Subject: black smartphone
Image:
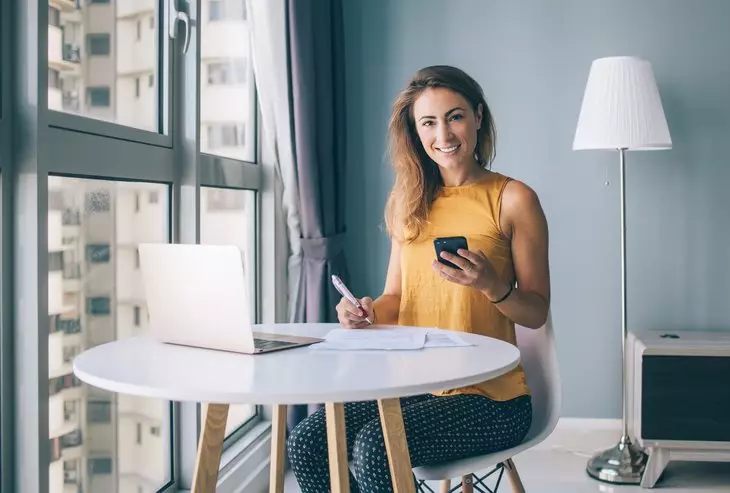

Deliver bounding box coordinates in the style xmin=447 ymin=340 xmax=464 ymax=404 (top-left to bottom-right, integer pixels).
xmin=434 ymin=236 xmax=469 ymax=270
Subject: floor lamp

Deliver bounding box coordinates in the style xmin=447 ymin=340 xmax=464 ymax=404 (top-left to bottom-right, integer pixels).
xmin=573 ymin=56 xmax=672 ymax=484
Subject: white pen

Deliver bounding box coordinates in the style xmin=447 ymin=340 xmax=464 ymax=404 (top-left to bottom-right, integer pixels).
xmin=331 ymin=274 xmax=373 ymax=324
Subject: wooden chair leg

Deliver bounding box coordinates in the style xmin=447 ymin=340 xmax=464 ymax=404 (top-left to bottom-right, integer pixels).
xmin=440 ymin=479 xmax=451 ymax=493
xmin=503 ymin=459 xmax=526 ymax=493
xmin=462 ymin=474 xmax=474 ymax=493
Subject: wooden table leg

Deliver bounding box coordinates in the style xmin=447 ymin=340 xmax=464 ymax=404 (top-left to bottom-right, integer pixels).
xmin=192 ymin=403 xmax=230 ymax=493
xmin=325 ymin=402 xmax=351 ymax=493
xmin=269 ymin=405 xmax=288 ymax=493
xmin=378 ymin=398 xmax=415 ymax=493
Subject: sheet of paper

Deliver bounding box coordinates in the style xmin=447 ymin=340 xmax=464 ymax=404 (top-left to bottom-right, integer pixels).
xmin=311 ymin=328 xmax=426 ymax=350
xmin=310 ymin=327 xmax=473 ymax=351
xmin=424 ymin=331 xmax=472 ymax=348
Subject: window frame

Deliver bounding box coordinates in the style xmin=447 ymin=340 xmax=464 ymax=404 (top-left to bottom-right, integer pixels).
xmin=6 ymin=0 xmax=279 ymax=491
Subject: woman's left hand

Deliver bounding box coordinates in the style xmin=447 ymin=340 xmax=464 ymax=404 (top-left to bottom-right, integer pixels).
xmin=432 ymin=249 xmax=508 ymax=300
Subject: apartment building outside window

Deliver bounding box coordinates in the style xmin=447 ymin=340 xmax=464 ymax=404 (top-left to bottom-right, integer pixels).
xmin=1 ymin=0 xmax=266 ymax=491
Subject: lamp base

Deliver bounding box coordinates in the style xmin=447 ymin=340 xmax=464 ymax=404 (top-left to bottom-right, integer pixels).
xmin=586 ymin=435 xmax=648 ymax=484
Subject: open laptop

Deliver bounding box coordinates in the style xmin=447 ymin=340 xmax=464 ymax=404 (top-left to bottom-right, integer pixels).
xmin=138 ymin=243 xmax=321 ymax=354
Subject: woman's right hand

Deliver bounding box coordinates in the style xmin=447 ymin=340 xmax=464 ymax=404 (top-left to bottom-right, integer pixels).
xmin=336 ymin=296 xmax=375 ymax=329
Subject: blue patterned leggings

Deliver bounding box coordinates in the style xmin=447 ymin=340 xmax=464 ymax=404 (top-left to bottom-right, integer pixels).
xmin=287 ymin=393 xmax=532 ymax=493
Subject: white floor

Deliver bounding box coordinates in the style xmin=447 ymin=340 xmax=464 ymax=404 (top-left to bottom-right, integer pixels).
xmin=283 ymin=420 xmax=730 ymax=492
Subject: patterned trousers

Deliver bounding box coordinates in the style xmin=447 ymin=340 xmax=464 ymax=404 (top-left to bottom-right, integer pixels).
xmin=287 ymin=393 xmax=532 ymax=493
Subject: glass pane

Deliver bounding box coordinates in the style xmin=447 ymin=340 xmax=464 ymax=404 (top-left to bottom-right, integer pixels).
xmin=48 ymin=0 xmax=160 ymax=132
xmin=200 ymin=0 xmax=256 ymax=161
xmin=48 ymin=177 xmax=171 ymax=493
xmin=200 ymin=187 xmax=257 ymax=435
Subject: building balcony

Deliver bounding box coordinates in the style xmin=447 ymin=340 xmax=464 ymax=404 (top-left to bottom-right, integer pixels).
xmin=51 ymin=0 xmax=79 ymax=13
xmin=62 ymin=44 xmax=81 ymax=64
xmin=48 ymin=26 xmax=77 ymax=71
xmin=49 ymin=429 xmax=83 ymax=463
xmin=117 ymin=0 xmax=155 ymax=19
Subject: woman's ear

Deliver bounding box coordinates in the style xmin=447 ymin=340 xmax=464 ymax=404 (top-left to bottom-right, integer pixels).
xmin=476 ymin=103 xmax=483 ymax=130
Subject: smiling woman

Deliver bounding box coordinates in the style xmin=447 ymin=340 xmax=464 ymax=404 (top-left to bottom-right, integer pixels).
xmin=287 ymin=65 xmax=551 ymax=493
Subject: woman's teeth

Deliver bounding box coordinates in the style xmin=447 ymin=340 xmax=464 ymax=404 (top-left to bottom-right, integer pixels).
xmin=437 ymin=145 xmax=459 ymax=154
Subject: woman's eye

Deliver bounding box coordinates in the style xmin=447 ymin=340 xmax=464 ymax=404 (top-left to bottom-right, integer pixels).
xmin=450 ymin=114 xmax=463 ymax=121
xmin=422 ymin=121 xmax=433 ymax=127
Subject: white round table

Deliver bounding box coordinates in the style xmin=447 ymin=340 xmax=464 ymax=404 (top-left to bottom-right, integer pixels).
xmin=73 ymin=323 xmax=521 ymax=493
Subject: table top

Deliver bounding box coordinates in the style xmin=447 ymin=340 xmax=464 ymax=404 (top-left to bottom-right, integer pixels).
xmin=73 ymin=323 xmax=521 ymax=405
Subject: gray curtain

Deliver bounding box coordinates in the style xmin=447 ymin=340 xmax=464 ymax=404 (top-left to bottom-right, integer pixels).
xmin=286 ymin=0 xmax=349 ymax=429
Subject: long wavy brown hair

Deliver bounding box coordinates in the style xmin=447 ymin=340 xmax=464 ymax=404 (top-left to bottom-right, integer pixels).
xmin=384 ymin=65 xmax=497 ymax=242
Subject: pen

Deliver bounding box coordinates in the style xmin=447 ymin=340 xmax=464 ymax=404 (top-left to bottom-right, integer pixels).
xmin=331 ymin=274 xmax=373 ymax=325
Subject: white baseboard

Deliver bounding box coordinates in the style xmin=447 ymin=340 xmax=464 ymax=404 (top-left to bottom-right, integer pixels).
xmin=531 ymin=417 xmax=622 ymax=458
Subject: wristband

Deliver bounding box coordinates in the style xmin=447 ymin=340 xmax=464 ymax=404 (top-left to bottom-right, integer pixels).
xmin=490 ymin=282 xmax=514 ymax=304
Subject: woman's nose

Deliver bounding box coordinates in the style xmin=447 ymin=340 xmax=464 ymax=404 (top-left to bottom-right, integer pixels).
xmin=436 ymin=122 xmax=452 ymax=143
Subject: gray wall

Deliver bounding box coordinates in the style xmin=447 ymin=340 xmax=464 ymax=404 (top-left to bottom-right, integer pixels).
xmin=342 ymin=0 xmax=730 ymax=418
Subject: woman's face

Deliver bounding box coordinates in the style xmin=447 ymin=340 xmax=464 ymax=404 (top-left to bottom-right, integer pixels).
xmin=412 ymin=88 xmax=482 ymax=171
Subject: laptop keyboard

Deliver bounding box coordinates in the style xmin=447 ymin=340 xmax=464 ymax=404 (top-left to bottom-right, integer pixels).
xmin=253 ymin=338 xmax=296 ymax=351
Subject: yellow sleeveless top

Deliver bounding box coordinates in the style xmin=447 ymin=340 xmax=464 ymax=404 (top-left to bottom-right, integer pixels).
xmin=397 ymin=171 xmax=529 ymax=401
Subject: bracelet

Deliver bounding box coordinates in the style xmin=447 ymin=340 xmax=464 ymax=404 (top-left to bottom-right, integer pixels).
xmin=489 ymin=282 xmax=514 ymax=304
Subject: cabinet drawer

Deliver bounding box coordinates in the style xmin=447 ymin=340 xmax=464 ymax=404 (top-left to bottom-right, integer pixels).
xmin=641 ymin=355 xmax=730 ymax=441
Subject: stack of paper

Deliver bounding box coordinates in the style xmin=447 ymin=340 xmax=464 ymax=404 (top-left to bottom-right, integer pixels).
xmin=311 ymin=327 xmax=471 ymax=351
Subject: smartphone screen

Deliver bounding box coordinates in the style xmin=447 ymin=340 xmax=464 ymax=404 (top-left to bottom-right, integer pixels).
xmin=434 ymin=236 xmax=468 ymax=270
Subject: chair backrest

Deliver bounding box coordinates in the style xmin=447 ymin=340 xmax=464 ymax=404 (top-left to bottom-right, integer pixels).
xmin=515 ymin=311 xmax=561 ymax=442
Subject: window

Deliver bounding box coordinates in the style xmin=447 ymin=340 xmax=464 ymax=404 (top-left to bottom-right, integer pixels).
xmin=201 ymin=10 xmax=254 ymax=161
xmin=148 ymin=191 xmax=159 ymax=204
xmin=47 ymin=178 xmax=171 ymax=492
xmin=135 ymin=77 xmax=140 ymax=98
xmin=148 ymin=74 xmax=154 ymax=87
xmin=86 ymin=296 xmax=111 ymax=315
xmin=150 ymin=426 xmax=161 ymax=437
xmin=88 ymin=458 xmax=112 ymax=475
xmin=47 ymin=0 xmax=161 ymax=131
xmin=48 ymin=7 xmax=61 ymax=28
xmin=135 ymin=249 xmax=141 ymax=269
xmin=201 ymin=188 xmax=257 ymax=437
xmin=48 ymin=251 xmax=64 ymax=272
xmin=87 ymin=401 xmax=111 ymax=423
xmin=207 ymin=124 xmax=246 ymax=149
xmin=208 ymin=0 xmax=223 ymax=21
xmin=86 ymin=34 xmax=110 ymax=56
xmin=208 ymin=0 xmax=246 ymax=21
xmin=87 ymin=87 xmax=110 ymax=108
xmin=86 ymin=244 xmax=110 ymax=263
xmin=62 ymin=345 xmax=80 ymax=364
xmin=48 ymin=69 xmax=61 ymax=90
xmin=207 ymin=60 xmax=247 ymax=85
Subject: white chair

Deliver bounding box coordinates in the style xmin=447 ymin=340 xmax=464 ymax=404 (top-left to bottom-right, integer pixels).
xmin=413 ymin=312 xmax=561 ymax=492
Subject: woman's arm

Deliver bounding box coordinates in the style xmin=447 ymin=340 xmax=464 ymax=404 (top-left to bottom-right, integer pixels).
xmin=372 ymin=238 xmax=403 ymax=325
xmin=489 ymin=180 xmax=550 ymax=329
xmin=336 ymin=238 xmax=402 ymax=328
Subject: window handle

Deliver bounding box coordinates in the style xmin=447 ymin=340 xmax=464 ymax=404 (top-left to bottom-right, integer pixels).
xmin=169 ymin=3 xmax=191 ymax=54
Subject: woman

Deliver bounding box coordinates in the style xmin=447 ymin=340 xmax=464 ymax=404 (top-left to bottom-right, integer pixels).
xmin=288 ymin=65 xmax=550 ymax=492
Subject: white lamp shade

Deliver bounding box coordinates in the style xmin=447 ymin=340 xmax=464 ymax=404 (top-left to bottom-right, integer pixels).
xmin=573 ymin=56 xmax=672 ymax=151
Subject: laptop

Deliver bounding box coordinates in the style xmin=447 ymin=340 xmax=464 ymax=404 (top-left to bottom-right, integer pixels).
xmin=138 ymin=243 xmax=321 ymax=354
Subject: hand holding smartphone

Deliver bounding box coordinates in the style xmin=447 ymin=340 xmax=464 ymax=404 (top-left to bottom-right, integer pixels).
xmin=434 ymin=236 xmax=469 ymax=270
